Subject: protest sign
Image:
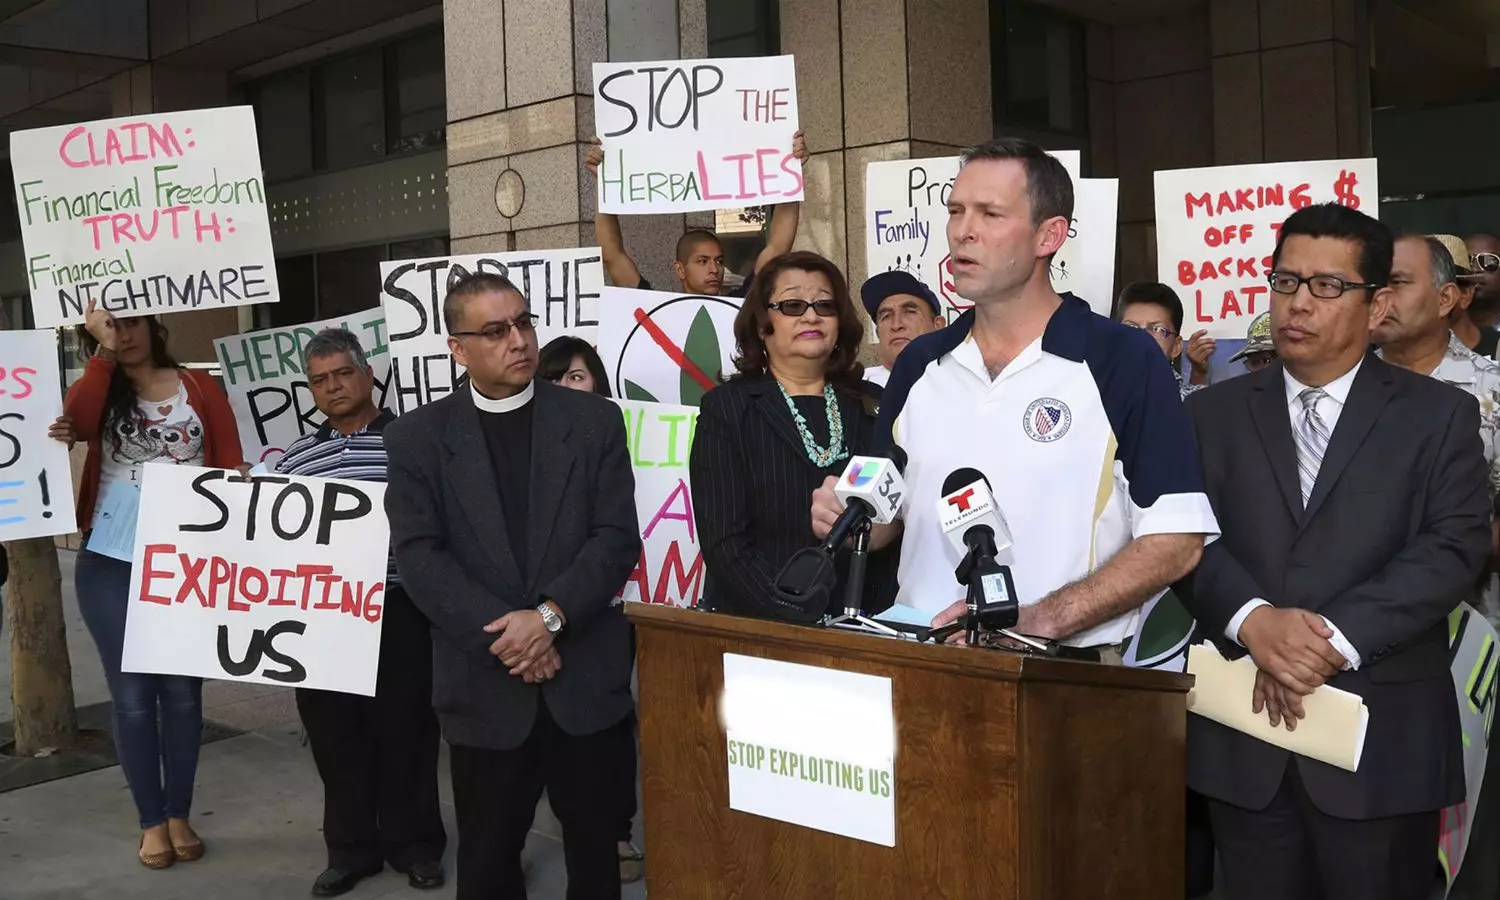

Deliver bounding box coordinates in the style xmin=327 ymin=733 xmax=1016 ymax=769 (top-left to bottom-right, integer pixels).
xmin=214 ymin=308 xmax=392 ymax=468
xmin=122 ymin=465 xmax=387 ymax=696
xmin=0 ymin=330 xmax=75 ymax=540
xmin=1440 ymin=603 xmax=1498 ymax=889
xmin=596 ymin=287 xmax=741 ymax=406
xmin=864 ymin=152 xmax=1114 ymax=321
xmin=593 ymin=56 xmax=802 ymax=214
xmin=615 ymin=399 xmax=701 ymax=608
xmin=1154 ymin=158 xmax=1379 ymax=338
xmin=379 ymin=248 xmax=604 ymax=413
xmin=723 ymin=654 xmax=896 ymax=846
xmin=11 ymin=106 xmax=279 ymax=328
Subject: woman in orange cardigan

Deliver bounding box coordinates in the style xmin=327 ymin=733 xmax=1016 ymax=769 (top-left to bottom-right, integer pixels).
xmin=64 ymin=300 xmax=245 ymax=870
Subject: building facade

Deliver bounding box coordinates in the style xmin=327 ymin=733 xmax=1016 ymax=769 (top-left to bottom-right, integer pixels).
xmin=0 ymin=0 xmax=1495 ymax=360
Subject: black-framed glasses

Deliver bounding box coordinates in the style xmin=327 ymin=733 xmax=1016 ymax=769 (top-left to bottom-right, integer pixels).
xmin=450 ymin=314 xmax=538 ymax=342
xmin=1267 ymin=271 xmax=1382 ymax=299
xmin=1473 ymin=252 xmax=1500 ymax=274
xmin=1122 ymin=322 xmax=1176 ymax=339
xmin=768 ymin=299 xmax=838 ymax=318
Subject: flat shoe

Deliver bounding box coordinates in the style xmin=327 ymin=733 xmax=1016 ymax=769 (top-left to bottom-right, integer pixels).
xmin=138 ymin=839 xmax=175 ymax=870
xmin=173 ymin=839 xmax=205 ymax=862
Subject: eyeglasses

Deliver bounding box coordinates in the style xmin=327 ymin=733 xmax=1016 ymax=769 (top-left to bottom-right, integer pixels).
xmin=1267 ymin=271 xmax=1382 ymax=299
xmin=768 ymin=299 xmax=838 ymax=318
xmin=450 ymin=314 xmax=538 ymax=342
xmin=1122 ymin=322 xmax=1176 ymax=339
xmin=1472 ymin=252 xmax=1500 ymax=274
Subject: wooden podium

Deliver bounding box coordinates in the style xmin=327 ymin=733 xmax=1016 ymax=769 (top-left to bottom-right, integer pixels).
xmin=626 ymin=603 xmax=1193 ymax=900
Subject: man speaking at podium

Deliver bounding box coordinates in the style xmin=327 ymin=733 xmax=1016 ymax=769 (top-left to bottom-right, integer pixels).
xmin=818 ymin=137 xmax=1218 ymax=657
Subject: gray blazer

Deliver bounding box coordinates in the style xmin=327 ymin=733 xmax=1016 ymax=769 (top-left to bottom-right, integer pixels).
xmin=384 ymin=379 xmax=641 ymax=750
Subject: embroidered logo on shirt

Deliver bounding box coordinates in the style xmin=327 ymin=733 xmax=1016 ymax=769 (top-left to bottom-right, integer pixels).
xmin=1022 ymin=398 xmax=1072 ymax=442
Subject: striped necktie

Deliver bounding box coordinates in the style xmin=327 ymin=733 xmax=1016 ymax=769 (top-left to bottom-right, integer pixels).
xmin=1292 ymin=387 xmax=1330 ymax=507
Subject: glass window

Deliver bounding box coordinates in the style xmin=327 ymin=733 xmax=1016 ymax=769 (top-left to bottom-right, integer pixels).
xmin=316 ymin=246 xmax=388 ymax=320
xmin=708 ymin=0 xmax=779 ymax=57
xmin=390 ymin=31 xmax=446 ymax=155
xmin=268 ymin=254 xmax=317 ymax=328
xmin=389 ymin=236 xmax=450 ymax=261
xmin=255 ymin=70 xmax=313 ymax=182
xmin=991 ymin=2 xmax=1087 ymax=135
xmin=319 ymin=49 xmax=386 ymax=171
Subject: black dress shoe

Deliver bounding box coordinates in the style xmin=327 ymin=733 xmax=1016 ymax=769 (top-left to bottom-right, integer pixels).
xmin=404 ymin=860 xmax=445 ymax=890
xmin=311 ymin=864 xmax=382 ymax=897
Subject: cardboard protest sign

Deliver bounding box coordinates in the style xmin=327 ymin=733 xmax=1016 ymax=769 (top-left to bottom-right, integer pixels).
xmin=122 ymin=465 xmax=387 ymax=696
xmin=595 ymin=287 xmax=741 ymax=407
xmin=616 ymin=400 xmax=701 ymax=608
xmin=11 ymin=106 xmax=279 ymax=328
xmin=1440 ymin=603 xmax=1498 ymax=888
xmin=864 ymin=152 xmax=1112 ymax=321
xmin=0 ymin=330 xmax=76 ymax=540
xmin=1154 ymin=158 xmax=1379 ymax=338
xmin=214 ymin=308 xmax=392 ymax=468
xmin=593 ymin=56 xmax=802 ymax=214
xmin=379 ymin=248 xmax=605 ymax=413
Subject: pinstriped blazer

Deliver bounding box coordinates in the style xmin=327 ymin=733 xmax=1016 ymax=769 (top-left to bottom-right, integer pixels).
xmin=689 ymin=373 xmax=898 ymax=619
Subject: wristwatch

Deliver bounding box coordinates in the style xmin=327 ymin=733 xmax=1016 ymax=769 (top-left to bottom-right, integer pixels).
xmin=537 ymin=602 xmax=564 ymax=636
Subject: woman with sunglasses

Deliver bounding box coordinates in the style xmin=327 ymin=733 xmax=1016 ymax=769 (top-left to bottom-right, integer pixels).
xmin=690 ymin=251 xmax=899 ymax=621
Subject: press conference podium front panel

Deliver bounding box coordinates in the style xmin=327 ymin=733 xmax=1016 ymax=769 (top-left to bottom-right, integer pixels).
xmin=626 ymin=602 xmax=1192 ymax=900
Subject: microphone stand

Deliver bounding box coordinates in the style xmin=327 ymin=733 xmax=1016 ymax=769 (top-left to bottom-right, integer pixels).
xmin=825 ymin=520 xmax=899 ymax=636
xmin=957 ymin=546 xmax=1052 ymax=654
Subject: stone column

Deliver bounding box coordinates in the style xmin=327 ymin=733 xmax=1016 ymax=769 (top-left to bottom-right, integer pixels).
xmin=1210 ymin=0 xmax=1371 ymax=166
xmin=443 ymin=0 xmax=710 ymax=289
xmin=782 ymin=0 xmax=993 ymax=292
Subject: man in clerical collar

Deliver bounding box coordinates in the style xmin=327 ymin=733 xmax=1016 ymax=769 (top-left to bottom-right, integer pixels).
xmin=384 ymin=273 xmax=641 ymax=900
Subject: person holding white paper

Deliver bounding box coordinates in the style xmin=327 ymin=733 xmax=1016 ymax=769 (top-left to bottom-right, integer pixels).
xmin=63 ymin=301 xmax=245 ymax=870
xmin=583 ymin=133 xmax=808 ymax=296
xmin=1176 ymin=204 xmax=1492 ymax=900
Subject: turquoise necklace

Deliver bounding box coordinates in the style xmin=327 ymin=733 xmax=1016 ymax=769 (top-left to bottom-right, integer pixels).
xmin=777 ymin=381 xmax=848 ymax=467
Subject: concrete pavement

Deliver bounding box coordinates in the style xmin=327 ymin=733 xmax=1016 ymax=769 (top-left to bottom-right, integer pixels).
xmin=0 ymin=549 xmax=646 ymax=900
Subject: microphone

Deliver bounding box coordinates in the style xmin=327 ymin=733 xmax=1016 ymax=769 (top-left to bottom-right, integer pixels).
xmin=937 ymin=468 xmax=1017 ymax=644
xmin=820 ymin=447 xmax=909 ymax=553
xmin=935 ymin=467 xmax=1012 ymax=562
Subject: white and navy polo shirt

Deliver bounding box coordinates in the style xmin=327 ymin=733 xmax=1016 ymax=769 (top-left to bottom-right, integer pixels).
xmin=878 ymin=294 xmax=1219 ymax=648
xmin=276 ymin=411 xmax=400 ymax=586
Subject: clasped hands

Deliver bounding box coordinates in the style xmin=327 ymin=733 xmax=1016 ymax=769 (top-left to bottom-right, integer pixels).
xmin=484 ymin=603 xmax=566 ymax=684
xmin=1239 ymin=605 xmax=1347 ymax=733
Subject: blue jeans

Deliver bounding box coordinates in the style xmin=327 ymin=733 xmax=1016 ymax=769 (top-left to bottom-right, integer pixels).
xmin=75 ymin=549 xmax=203 ymax=829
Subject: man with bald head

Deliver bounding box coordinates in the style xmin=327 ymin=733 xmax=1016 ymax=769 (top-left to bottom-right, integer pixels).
xmin=584 ymin=134 xmax=809 ymax=296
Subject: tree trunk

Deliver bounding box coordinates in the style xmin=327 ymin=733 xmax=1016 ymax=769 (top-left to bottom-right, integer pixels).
xmin=5 ymin=537 xmax=77 ymax=754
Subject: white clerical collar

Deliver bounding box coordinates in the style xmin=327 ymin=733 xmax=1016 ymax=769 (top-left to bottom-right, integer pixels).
xmin=471 ymin=379 xmax=534 ymax=413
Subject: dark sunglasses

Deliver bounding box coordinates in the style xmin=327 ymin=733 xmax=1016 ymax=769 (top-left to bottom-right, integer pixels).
xmin=769 ymin=299 xmax=838 ymax=318
xmin=1472 ymin=252 xmax=1500 ymax=274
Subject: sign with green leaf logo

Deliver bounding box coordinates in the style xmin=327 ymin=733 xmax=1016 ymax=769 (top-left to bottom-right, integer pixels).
xmin=597 ymin=288 xmax=742 ymax=407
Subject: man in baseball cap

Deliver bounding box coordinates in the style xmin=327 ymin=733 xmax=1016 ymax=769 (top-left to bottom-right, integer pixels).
xmin=1432 ymin=233 xmax=1500 ymax=359
xmin=860 ymin=270 xmax=945 ymax=386
xmin=1227 ymin=311 xmax=1277 ymax=373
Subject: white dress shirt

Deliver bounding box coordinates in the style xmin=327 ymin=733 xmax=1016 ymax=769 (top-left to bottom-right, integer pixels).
xmin=1224 ymin=360 xmax=1364 ymax=670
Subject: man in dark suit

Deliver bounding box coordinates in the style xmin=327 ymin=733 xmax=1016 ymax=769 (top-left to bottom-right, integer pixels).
xmin=1178 ymin=203 xmax=1492 ymax=900
xmin=384 ymin=272 xmax=641 ymax=900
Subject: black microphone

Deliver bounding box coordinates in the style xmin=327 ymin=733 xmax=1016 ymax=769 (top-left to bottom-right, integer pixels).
xmin=818 ymin=445 xmax=910 ymax=554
